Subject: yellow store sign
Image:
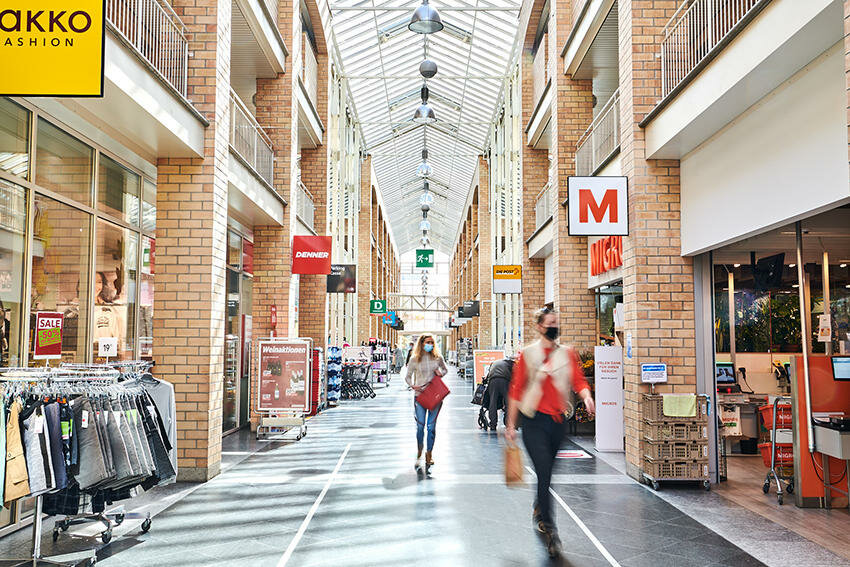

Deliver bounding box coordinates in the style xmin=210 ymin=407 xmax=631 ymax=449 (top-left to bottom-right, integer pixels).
xmin=0 ymin=1 xmax=105 ymax=97
xmin=493 ymin=264 xmax=522 ymax=294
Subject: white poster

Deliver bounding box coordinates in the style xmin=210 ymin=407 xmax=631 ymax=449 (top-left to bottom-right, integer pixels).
xmin=818 ymin=314 xmax=832 ymax=343
xmin=594 ymin=346 xmax=624 ymax=453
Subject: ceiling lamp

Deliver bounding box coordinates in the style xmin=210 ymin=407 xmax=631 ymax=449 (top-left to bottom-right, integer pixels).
xmin=408 ymin=0 xmax=443 ymax=34
xmin=419 ymin=191 xmax=434 ymax=206
xmin=412 ymin=84 xmax=436 ymax=124
xmin=419 ymin=220 xmax=431 ymax=231
xmin=416 ymin=148 xmax=433 ymax=178
xmin=420 ymin=236 xmax=430 ymax=245
xmin=420 ymin=203 xmax=430 ymax=213
xmin=420 ymin=59 xmax=438 ymax=78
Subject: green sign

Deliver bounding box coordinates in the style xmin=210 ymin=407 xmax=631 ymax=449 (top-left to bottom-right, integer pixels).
xmin=370 ymin=299 xmax=387 ymax=314
xmin=416 ymin=249 xmax=435 ymax=268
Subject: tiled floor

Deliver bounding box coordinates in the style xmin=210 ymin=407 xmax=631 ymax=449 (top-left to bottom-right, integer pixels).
xmin=1 ymin=368 xmax=846 ymax=566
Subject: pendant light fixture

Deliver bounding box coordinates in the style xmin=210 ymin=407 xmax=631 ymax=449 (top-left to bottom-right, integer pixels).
xmin=416 ymin=148 xmax=432 ymax=178
xmin=408 ymin=0 xmax=443 ymax=34
xmin=412 ymin=83 xmax=436 ymax=124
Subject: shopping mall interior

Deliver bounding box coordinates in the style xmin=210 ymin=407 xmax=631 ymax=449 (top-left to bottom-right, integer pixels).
xmin=1 ymin=0 xmax=850 ymax=565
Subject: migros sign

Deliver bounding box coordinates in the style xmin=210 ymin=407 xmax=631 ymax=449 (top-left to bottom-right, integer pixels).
xmin=0 ymin=1 xmax=105 ymax=97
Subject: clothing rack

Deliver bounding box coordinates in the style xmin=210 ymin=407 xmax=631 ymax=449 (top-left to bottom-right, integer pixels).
xmin=0 ymin=363 xmax=167 ymax=566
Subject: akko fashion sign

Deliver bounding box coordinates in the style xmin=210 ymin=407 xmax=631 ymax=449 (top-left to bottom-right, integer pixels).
xmin=0 ymin=1 xmax=105 ymax=97
xmin=568 ymin=176 xmax=628 ymax=236
xmin=292 ymin=235 xmax=332 ymax=274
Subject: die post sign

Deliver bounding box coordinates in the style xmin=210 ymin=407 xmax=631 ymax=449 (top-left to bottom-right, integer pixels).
xmin=34 ymin=312 xmax=63 ymax=359
xmin=0 ymin=1 xmax=106 ymax=97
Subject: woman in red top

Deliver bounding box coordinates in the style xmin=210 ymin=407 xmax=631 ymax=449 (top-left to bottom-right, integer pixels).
xmin=506 ymin=307 xmax=595 ymax=558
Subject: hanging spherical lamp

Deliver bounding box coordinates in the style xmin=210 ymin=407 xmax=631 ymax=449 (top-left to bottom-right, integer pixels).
xmin=408 ymin=0 xmax=443 ymax=34
xmin=419 ymin=59 xmax=438 ymax=78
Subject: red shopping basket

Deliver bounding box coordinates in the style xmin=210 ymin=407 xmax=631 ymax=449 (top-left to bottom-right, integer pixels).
xmin=759 ymin=404 xmax=792 ymax=430
xmin=758 ymin=442 xmax=794 ymax=468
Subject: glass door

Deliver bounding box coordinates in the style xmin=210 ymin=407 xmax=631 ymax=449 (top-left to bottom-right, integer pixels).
xmin=223 ymin=268 xmax=240 ymax=433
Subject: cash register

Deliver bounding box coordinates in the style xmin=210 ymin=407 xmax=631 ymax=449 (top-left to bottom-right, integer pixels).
xmin=812 ymin=357 xmax=850 ymax=432
xmin=716 ymin=362 xmax=742 ymax=394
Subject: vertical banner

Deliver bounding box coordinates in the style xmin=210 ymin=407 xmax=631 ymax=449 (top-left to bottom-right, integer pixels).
xmin=473 ymin=350 xmax=505 ymax=385
xmin=257 ymin=340 xmax=311 ymax=413
xmin=594 ymin=345 xmax=624 ymax=452
xmin=33 ymin=312 xmax=63 ymax=360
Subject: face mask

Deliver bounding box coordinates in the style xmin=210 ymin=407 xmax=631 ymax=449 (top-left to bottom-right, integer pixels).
xmin=544 ymin=326 xmax=559 ymax=341
xmin=424 ymin=344 xmax=434 ymax=353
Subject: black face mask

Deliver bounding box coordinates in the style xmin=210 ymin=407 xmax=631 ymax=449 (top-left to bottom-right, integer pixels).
xmin=543 ymin=326 xmax=559 ymax=341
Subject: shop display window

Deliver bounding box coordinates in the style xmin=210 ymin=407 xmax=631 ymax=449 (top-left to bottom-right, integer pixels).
xmin=140 ymin=235 xmax=154 ymax=359
xmin=0 ymin=180 xmax=26 ymax=366
xmin=29 ymin=195 xmax=90 ymax=363
xmin=93 ymin=220 xmax=138 ymax=361
xmin=0 ymin=98 xmax=29 ymax=179
xmin=595 ymin=283 xmax=622 ymax=345
xmin=223 ymin=269 xmax=240 ymax=433
xmin=142 ymin=179 xmax=156 ymax=233
xmin=34 ymin=118 xmax=93 ymax=206
xmin=227 ymin=230 xmax=242 ymax=270
xmin=98 ymin=154 xmax=140 ymax=226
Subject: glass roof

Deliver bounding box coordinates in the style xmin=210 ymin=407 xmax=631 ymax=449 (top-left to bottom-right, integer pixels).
xmin=328 ymin=0 xmax=522 ymax=253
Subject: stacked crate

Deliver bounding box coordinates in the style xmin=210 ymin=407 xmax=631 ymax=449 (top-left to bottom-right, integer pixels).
xmin=641 ymin=394 xmax=711 ymax=490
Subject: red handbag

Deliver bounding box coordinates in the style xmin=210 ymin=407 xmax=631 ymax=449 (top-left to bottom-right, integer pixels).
xmin=417 ymin=375 xmax=450 ymax=410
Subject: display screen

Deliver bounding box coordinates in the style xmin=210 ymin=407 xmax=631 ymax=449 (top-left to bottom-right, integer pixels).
xmin=716 ymin=362 xmax=735 ymax=384
xmin=832 ymin=357 xmax=850 ymax=381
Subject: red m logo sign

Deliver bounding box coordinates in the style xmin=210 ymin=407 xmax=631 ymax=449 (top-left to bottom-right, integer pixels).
xmin=578 ymin=189 xmax=619 ymax=224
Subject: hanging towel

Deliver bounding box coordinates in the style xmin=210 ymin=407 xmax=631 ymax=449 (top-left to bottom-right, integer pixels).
xmin=662 ymin=394 xmax=697 ymax=418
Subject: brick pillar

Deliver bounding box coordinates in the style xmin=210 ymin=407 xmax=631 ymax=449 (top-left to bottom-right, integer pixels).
xmin=153 ymin=0 xmax=231 ymax=482
xmin=520 ymin=0 xmax=548 ymax=343
xmin=618 ymin=0 xmax=696 ymax=478
xmin=478 ymin=157 xmax=493 ymax=348
xmin=297 ymin=20 xmax=330 ymax=348
xmin=356 ymin=160 xmax=372 ymax=343
xmin=551 ymin=1 xmax=596 ymax=351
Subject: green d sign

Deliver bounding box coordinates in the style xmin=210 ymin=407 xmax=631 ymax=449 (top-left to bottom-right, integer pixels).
xmin=416 ymin=249 xmax=435 ymax=268
xmin=370 ymin=299 xmax=387 ymax=314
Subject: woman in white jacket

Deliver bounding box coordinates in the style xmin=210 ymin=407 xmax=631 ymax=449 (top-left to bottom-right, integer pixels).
xmin=404 ymin=334 xmax=447 ymax=469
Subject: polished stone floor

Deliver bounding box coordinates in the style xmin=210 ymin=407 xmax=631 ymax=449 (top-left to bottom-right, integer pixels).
xmin=1 ymin=367 xmax=847 ymax=566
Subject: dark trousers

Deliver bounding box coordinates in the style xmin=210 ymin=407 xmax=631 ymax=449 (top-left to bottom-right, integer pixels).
xmin=487 ymin=378 xmax=508 ymax=429
xmin=521 ymin=412 xmax=567 ymax=530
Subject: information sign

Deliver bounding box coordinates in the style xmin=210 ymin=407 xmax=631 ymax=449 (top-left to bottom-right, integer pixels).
xmin=641 ymin=363 xmax=668 ymax=384
xmin=415 ymin=249 xmax=435 ymax=268
xmin=595 ymin=346 xmax=624 ymax=452
xmin=257 ymin=340 xmax=311 ymax=412
xmin=33 ymin=312 xmax=63 ymax=360
xmin=370 ymin=299 xmax=387 ymax=314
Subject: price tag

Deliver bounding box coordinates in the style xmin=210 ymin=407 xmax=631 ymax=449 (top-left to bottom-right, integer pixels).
xmin=81 ymin=410 xmax=89 ymax=429
xmin=98 ymin=337 xmax=118 ymax=358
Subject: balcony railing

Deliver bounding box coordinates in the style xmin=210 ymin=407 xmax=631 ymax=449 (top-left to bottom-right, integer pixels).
xmin=661 ymin=0 xmax=767 ymax=98
xmin=230 ymin=91 xmax=275 ymax=187
xmin=534 ymin=183 xmax=552 ymax=230
xmin=301 ymin=33 xmax=319 ymax=108
xmin=575 ymin=90 xmax=620 ymax=176
xmin=297 ymin=181 xmax=316 ymax=231
xmin=531 ymin=32 xmax=549 ymax=110
xmin=106 ymin=0 xmax=189 ymax=98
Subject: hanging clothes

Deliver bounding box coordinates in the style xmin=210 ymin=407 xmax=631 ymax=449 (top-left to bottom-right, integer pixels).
xmin=5 ymin=399 xmax=30 ymax=504
xmin=0 ymin=398 xmax=5 ymax=504
xmin=20 ymin=402 xmax=55 ymax=496
xmin=141 ymin=377 xmax=177 ymax=476
xmin=44 ymin=402 xmax=67 ymax=491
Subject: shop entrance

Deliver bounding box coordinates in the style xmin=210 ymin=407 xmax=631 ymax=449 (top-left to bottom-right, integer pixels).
xmin=224 ymin=229 xmax=254 ymax=435
xmin=710 ymin=206 xmax=850 ymax=510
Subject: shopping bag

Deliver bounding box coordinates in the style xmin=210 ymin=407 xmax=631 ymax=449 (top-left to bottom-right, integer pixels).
xmin=417 ymin=375 xmax=450 ymax=410
xmin=471 ymin=382 xmax=487 ymax=405
xmin=505 ymin=444 xmax=524 ymax=486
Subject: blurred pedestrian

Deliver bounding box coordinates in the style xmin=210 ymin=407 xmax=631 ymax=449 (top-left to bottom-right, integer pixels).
xmin=505 ymin=308 xmax=595 ymax=558
xmin=404 ymin=334 xmax=447 ymax=469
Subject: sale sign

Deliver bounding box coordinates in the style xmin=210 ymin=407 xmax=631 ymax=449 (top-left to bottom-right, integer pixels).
xmin=34 ymin=312 xmax=63 ymax=360
xmin=292 ymin=236 xmax=332 ymax=274
xmin=257 ymin=340 xmax=311 ymax=412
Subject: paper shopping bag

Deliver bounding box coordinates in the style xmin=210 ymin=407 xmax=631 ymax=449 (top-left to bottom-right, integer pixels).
xmin=504 ymin=444 xmax=524 ymax=486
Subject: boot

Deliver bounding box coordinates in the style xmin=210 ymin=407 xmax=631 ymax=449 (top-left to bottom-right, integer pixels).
xmin=532 ymin=507 xmax=545 ymax=534
xmin=425 ymin=451 xmax=434 ymax=467
xmin=415 ymin=445 xmax=423 ymax=468
xmin=544 ymin=529 xmax=562 ymax=559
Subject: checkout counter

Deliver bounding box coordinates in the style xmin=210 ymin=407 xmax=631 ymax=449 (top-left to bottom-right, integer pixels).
xmin=791 ymin=355 xmax=850 ymax=509
xmin=716 ymin=362 xmax=769 ymax=453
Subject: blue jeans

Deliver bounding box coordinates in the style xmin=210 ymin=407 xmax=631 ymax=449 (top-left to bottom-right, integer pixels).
xmin=414 ymin=400 xmax=442 ymax=452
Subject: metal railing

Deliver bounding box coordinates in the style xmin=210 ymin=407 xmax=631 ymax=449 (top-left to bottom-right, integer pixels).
xmin=532 ymin=32 xmax=549 ymax=110
xmin=534 ymin=183 xmax=552 ymax=230
xmin=302 ymin=33 xmax=319 ymax=108
xmin=297 ymin=181 xmax=316 ymax=230
xmin=575 ymin=90 xmax=620 ymax=176
xmin=230 ymin=91 xmax=275 ymax=187
xmin=106 ymin=0 xmax=189 ymax=98
xmin=661 ymin=0 xmax=766 ymax=98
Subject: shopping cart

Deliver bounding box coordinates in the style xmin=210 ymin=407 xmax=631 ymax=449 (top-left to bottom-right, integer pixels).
xmin=759 ymin=397 xmax=794 ymax=505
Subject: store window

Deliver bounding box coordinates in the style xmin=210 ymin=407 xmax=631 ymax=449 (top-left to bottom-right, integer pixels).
xmin=94 ymin=220 xmax=138 ymax=361
xmin=29 ymin=195 xmax=90 ymax=363
xmin=140 ymin=235 xmax=155 ymax=358
xmin=35 ymin=118 xmax=93 ymax=206
xmin=142 ymin=179 xmax=156 ymax=233
xmin=223 ymin=269 xmax=240 ymax=433
xmin=98 ymin=154 xmax=140 ymax=225
xmin=0 ymin=179 xmax=26 ymax=366
xmin=0 ymin=98 xmax=29 ymax=179
xmin=595 ymin=283 xmax=623 ymax=345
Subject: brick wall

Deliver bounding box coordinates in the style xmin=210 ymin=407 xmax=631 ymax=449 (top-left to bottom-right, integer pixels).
xmin=478 ymin=157 xmax=494 ymax=347
xmin=153 ymin=0 xmax=231 ymax=482
xmin=551 ymin=0 xmax=596 ymax=350
xmin=618 ymin=0 xmax=697 ymax=477
xmin=356 ymin=159 xmax=372 ymax=343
